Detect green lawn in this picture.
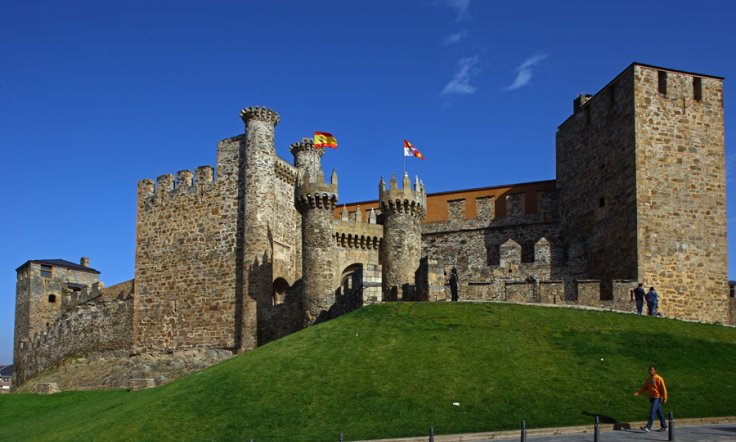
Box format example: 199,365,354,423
2,303,735,441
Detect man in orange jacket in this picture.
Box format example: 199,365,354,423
634,365,668,432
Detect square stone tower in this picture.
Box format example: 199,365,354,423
14,258,100,353
557,63,727,322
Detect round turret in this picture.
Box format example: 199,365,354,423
296,165,339,325
290,138,324,183
379,172,426,300
237,106,280,351
240,106,281,126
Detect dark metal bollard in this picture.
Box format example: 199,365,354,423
521,419,526,442
594,415,600,442
428,426,434,442
668,411,674,441
338,432,343,442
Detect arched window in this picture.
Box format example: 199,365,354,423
48,294,57,303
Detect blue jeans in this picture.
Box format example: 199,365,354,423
646,397,667,429
646,302,655,316
636,299,643,315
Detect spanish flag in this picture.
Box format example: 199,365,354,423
314,131,338,148
403,139,425,160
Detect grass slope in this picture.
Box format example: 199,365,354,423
1,303,735,441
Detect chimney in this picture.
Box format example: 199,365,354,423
80,257,90,268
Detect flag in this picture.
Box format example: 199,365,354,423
314,131,338,148
403,139,425,160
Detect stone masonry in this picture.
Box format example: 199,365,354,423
557,64,728,323
14,259,101,363
294,138,339,324
379,173,426,300
13,62,733,388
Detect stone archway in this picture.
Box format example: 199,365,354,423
272,277,290,305
340,263,363,296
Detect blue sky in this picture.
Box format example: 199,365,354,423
2,0,735,364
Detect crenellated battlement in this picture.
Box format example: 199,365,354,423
339,205,379,224
240,106,280,126
295,169,338,211
137,166,216,202
289,138,324,158
334,208,383,250
275,158,298,184
379,173,426,216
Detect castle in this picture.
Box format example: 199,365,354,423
13,63,734,388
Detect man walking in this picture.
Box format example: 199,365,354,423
630,283,645,315
634,365,668,432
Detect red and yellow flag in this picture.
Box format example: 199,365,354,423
403,139,425,160
314,131,338,148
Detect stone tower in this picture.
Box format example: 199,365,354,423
13,259,100,362
379,173,426,300
557,63,727,322
239,106,280,350
292,138,338,324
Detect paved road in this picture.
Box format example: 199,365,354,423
358,420,736,442
489,424,736,442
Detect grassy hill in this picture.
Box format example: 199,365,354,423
2,302,735,441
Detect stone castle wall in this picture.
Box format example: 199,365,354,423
14,269,31,357
271,157,302,289
15,298,133,384
134,137,245,353
557,67,639,284
99,279,135,302
334,214,383,277
422,185,562,301
632,65,728,322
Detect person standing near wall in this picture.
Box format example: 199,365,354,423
450,268,459,302
630,283,646,315
645,287,659,316
634,365,668,432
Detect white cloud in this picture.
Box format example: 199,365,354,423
505,54,548,91
443,31,468,46
441,55,480,96
442,0,471,21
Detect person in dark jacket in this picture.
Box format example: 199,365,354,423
630,283,646,315
449,268,459,302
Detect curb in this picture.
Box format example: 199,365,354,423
354,416,736,442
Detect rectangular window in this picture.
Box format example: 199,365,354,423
657,71,667,95
40,265,52,278
693,77,702,101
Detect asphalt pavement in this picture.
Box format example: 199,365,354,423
357,418,736,442
506,424,736,442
